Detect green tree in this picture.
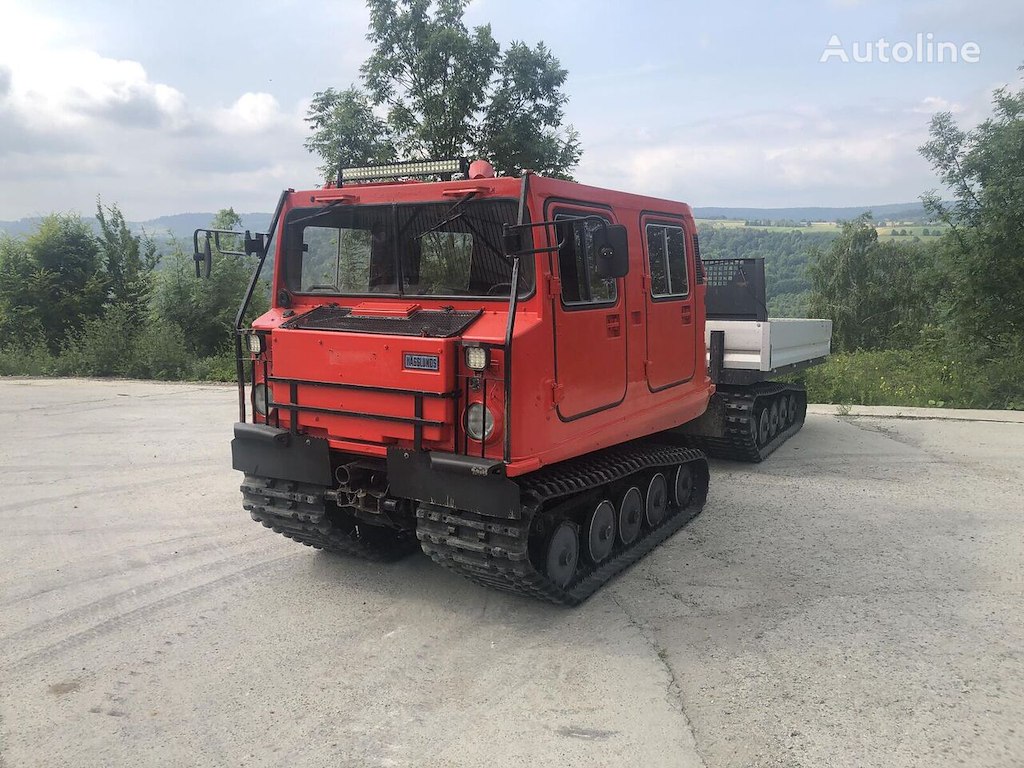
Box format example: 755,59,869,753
807,214,935,352
7,214,107,351
304,87,396,182
307,0,581,181
153,208,268,358
475,41,581,178
0,235,46,345
919,72,1024,348
361,0,500,160
95,199,158,321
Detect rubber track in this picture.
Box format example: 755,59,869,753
242,475,417,562
416,442,709,605
689,382,807,463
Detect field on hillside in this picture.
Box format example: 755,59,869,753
696,218,942,239
696,219,946,240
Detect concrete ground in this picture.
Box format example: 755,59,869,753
0,378,1021,768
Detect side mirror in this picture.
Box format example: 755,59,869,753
501,225,524,257
194,233,212,278
193,228,264,278
594,223,629,279
244,231,266,258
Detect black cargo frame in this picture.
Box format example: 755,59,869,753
702,257,768,322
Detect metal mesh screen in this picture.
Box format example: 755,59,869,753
701,258,768,322
281,305,482,338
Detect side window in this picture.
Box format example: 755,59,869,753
646,223,689,298
555,214,617,305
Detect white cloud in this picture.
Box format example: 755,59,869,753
0,4,317,219
217,92,286,134
0,13,189,131
577,105,939,207
914,96,961,114
0,0,1014,220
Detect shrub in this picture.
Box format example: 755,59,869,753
802,346,1024,410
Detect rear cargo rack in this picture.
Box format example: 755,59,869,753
702,258,768,322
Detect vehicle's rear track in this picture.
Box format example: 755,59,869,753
686,382,807,462
242,477,417,561
417,442,709,605
244,442,709,604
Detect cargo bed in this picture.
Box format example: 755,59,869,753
705,318,832,385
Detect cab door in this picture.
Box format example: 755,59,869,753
642,216,696,390
548,206,627,419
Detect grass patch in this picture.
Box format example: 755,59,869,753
801,348,1024,410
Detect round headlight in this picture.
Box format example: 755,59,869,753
247,333,264,355
253,383,269,415
464,346,489,371
464,403,495,442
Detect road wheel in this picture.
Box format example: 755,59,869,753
645,472,669,527
769,400,780,438
778,396,789,427
617,487,643,546
756,408,771,446
788,393,800,425
672,464,694,509
585,500,616,563
545,521,579,588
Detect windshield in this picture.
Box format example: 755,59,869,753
282,198,532,299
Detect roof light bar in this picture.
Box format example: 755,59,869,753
338,158,469,185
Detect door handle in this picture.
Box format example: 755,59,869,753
681,305,692,324
606,313,622,338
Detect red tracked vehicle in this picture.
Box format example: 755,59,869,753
213,158,827,604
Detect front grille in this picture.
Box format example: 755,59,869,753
281,305,482,338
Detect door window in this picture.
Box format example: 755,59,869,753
555,215,617,305
645,223,689,298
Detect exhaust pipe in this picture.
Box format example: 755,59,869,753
335,464,354,486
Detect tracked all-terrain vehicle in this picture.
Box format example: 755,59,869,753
208,158,830,604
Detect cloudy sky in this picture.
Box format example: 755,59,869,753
0,0,1021,220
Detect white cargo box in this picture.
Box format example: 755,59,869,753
705,318,832,373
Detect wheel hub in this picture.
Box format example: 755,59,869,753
545,521,579,588
585,500,617,563
618,487,643,546
645,473,668,527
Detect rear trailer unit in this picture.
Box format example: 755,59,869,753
677,258,832,462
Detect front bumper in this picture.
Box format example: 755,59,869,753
231,423,332,486
387,448,521,519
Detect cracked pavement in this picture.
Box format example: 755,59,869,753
1,379,1022,767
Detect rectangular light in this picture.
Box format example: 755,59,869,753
464,347,489,371
247,333,264,355
340,158,466,183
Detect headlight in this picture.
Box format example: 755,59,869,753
464,403,495,442
247,333,264,355
464,346,489,371
253,383,269,415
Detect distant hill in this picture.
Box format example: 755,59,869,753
0,203,938,241
0,217,47,237
137,213,273,240
0,212,273,240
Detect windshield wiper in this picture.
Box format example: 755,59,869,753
457,214,506,262
416,191,478,240
416,192,507,261
287,199,349,228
